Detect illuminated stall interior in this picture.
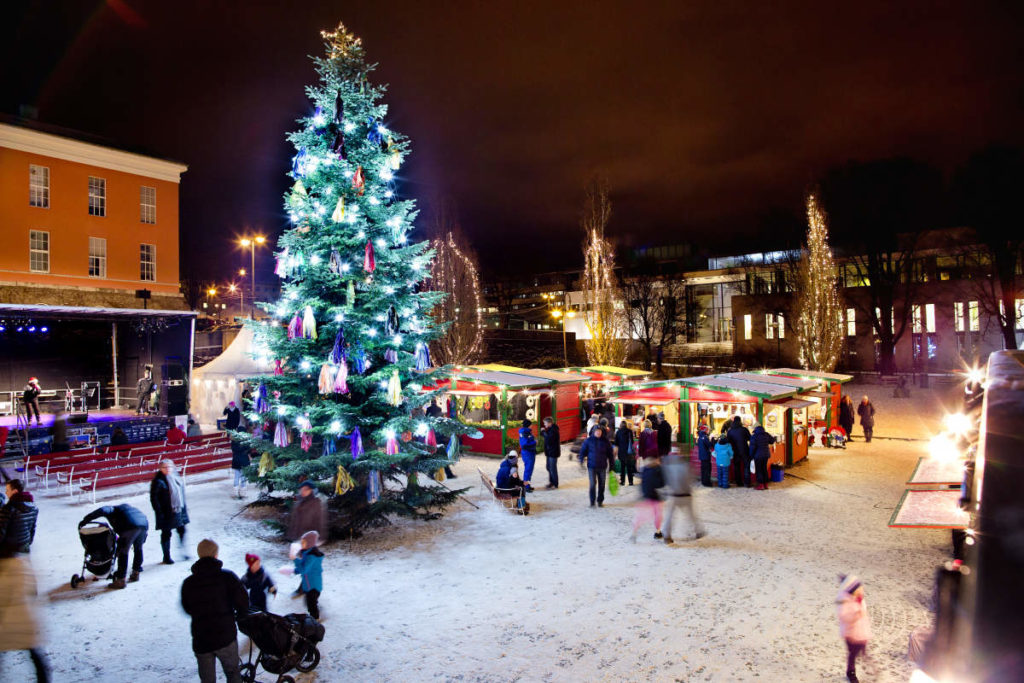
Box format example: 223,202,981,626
764,368,854,432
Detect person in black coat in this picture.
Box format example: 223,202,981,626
856,395,876,443
838,395,855,441
222,401,241,430
181,538,248,683
727,416,752,487
749,425,777,490
540,417,560,489
110,427,128,446
656,413,673,456
150,460,190,565
578,427,614,507
22,378,42,426
696,425,714,487
0,479,38,557
615,421,636,485
230,438,251,499
79,503,149,588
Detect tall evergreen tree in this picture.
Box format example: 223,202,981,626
243,23,470,534
795,193,843,371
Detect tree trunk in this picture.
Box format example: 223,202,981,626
877,340,897,375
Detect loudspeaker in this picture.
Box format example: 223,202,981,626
160,384,188,416
161,362,185,382
68,412,89,424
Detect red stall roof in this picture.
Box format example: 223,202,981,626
608,387,679,405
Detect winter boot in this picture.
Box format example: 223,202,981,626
111,577,127,589
128,571,140,583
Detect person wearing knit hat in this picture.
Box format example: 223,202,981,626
518,419,537,493
836,574,872,683
293,529,325,620
181,538,249,682
240,552,277,612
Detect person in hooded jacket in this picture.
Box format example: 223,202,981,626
838,395,855,441
696,425,713,487
578,426,614,507
518,419,537,492
835,574,872,683
293,530,325,620
79,503,149,588
0,479,38,557
749,425,777,490
714,435,733,488
150,459,190,564
240,553,276,612
615,420,636,486
181,538,248,683
727,416,752,487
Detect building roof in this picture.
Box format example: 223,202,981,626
452,369,553,389
671,374,800,399
769,368,854,383
0,303,195,320
469,364,588,384
574,365,651,378
723,372,818,390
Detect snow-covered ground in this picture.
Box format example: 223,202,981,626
3,384,954,682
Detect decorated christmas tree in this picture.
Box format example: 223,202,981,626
795,193,843,372
243,23,471,534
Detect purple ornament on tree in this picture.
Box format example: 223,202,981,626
350,426,364,460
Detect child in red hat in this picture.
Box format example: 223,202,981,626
240,553,277,612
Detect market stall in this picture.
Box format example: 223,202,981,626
607,386,682,443
566,365,651,425
468,364,588,443
764,368,854,432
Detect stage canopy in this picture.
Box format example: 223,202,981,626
191,326,273,428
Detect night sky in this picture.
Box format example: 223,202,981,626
4,1,1023,280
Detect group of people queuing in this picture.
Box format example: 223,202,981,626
696,416,777,490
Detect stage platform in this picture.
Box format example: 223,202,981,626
0,409,171,455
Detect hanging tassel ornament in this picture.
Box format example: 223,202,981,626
352,166,365,195
258,452,276,477
363,241,375,273
414,342,431,371
274,359,284,376
274,248,290,278
322,436,337,457
287,314,301,340
274,420,290,447
301,305,318,340
386,369,403,406
366,470,381,503
293,180,307,196
350,426,364,460
317,363,334,394
346,281,356,309
335,464,354,495
330,328,346,364
300,431,312,452
329,248,343,274
352,346,367,374
385,306,399,336
426,429,438,448
385,431,400,456
384,349,398,364
291,148,308,177
331,197,345,223
332,359,349,394
447,433,460,460
254,383,270,414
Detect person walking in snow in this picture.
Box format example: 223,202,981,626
656,412,673,456
856,396,876,443
714,434,733,488
836,574,872,683
240,553,277,613
578,426,614,507
150,459,190,564
292,530,324,620
661,453,705,543
181,538,249,683
839,395,855,441
230,439,251,499
631,455,664,541
638,419,659,460
287,481,326,542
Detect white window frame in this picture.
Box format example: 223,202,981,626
777,312,785,339
88,176,106,217
954,302,965,332
743,314,752,340
29,165,49,208
765,313,774,340
88,237,107,278
924,303,936,334
846,308,856,337
140,186,156,224
140,243,156,282
912,305,923,334
968,301,979,332
29,230,50,273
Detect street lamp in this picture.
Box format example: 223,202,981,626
551,308,576,366
228,283,241,318
239,235,266,318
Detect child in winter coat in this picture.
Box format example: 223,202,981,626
696,425,713,487
293,530,324,620
241,553,277,612
714,435,733,488
631,456,664,542
836,574,872,683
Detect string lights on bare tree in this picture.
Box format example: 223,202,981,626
795,193,843,372
580,178,626,366
427,230,484,366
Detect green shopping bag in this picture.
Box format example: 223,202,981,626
607,470,619,496
613,459,622,474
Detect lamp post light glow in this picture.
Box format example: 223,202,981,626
239,235,267,318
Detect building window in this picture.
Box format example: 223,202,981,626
29,165,49,208
140,243,156,281
925,303,936,333
968,300,979,332
88,237,107,278
954,302,965,332
777,312,784,339
1017,299,1024,331
140,186,156,224
765,313,774,340
743,314,752,340
88,176,106,216
29,230,49,272
912,305,923,334
846,308,856,337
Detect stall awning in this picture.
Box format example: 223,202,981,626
723,372,818,390
767,398,817,410
452,370,553,388
770,368,854,383
803,390,834,399
674,374,799,399
608,388,679,406
889,489,970,529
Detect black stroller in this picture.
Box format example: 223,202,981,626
70,522,116,588
237,609,325,683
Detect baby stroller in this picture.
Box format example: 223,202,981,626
237,609,325,683
71,522,116,588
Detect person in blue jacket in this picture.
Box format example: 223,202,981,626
696,424,713,487
495,450,526,508
578,426,614,507
293,530,324,620
518,419,538,492
749,424,777,490
714,435,733,488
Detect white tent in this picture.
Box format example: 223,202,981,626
190,326,273,428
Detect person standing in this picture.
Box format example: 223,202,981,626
615,419,636,486
540,417,560,489
696,425,713,487
230,439,251,499
79,504,149,588
136,366,154,415
749,424,777,490
656,412,673,456
836,574,872,683
838,395,855,441
151,459,190,564
287,481,326,543
727,416,752,487
222,401,241,430
638,419,659,460
518,419,537,493
714,435,733,488
661,453,705,543
292,530,325,620
22,378,42,427
578,426,614,507
856,396,876,443
181,538,249,683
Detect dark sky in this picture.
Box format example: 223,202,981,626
4,1,1023,280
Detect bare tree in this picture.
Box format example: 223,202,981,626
580,178,625,366
794,193,843,371
425,202,485,366
621,258,684,373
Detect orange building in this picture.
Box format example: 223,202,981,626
0,119,188,308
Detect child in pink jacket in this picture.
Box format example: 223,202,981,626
836,574,872,683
